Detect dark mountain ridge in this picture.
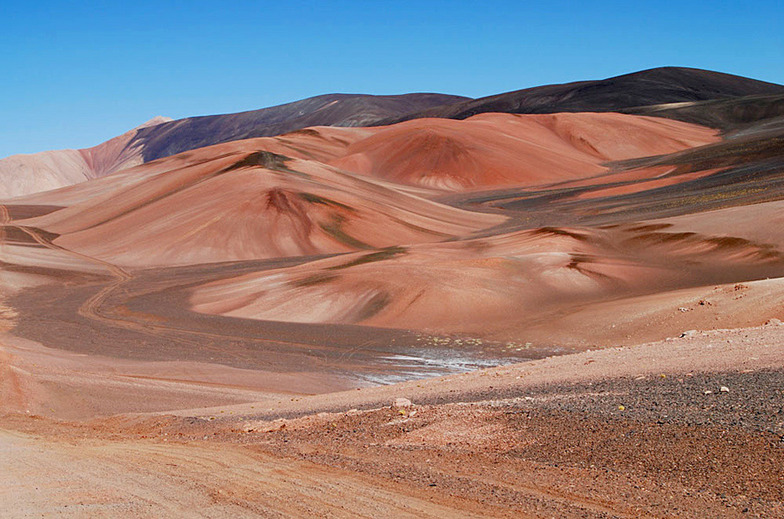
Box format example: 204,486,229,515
133,92,469,162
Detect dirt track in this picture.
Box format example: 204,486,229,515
0,429,494,518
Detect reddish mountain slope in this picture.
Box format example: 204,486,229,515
191,206,784,344
21,144,503,268
327,112,718,189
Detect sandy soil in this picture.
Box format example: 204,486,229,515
188,225,784,345
0,429,492,518
0,332,350,420
19,151,503,267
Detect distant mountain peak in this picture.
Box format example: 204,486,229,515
135,116,173,130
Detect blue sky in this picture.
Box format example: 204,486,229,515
1,0,782,158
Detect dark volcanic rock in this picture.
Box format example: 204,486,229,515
133,93,469,162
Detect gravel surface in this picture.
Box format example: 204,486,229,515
457,368,784,436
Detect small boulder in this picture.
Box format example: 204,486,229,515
393,397,413,408
264,420,287,432
720,386,730,393
243,419,286,433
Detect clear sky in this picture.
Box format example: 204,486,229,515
1,0,782,158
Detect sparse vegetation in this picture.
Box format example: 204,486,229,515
290,273,340,288
326,246,407,270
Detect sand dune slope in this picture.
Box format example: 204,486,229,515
328,112,718,189
21,146,503,267
191,219,784,343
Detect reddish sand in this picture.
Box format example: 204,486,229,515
0,332,350,420
18,148,503,267
212,112,718,191
191,218,784,345
0,111,774,353
5,111,720,270
327,113,718,189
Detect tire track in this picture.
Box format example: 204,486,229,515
0,429,496,518
1,204,344,358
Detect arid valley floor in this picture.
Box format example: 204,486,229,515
2,67,784,517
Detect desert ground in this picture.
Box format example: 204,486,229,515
1,67,783,517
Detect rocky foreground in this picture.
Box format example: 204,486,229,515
2,323,782,518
